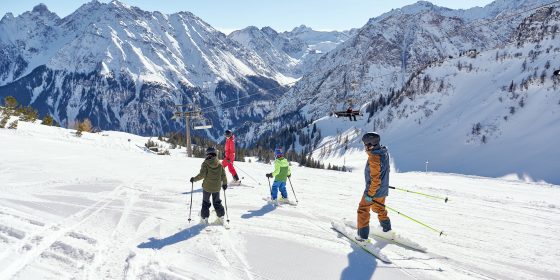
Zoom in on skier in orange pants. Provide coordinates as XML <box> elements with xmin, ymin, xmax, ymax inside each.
<box><xmin>356</xmin><ymin>132</ymin><xmax>391</xmax><ymax>241</ymax></box>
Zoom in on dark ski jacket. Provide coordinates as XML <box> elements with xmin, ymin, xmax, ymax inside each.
<box><xmin>193</xmin><ymin>156</ymin><xmax>228</xmax><ymax>193</ymax></box>
<box><xmin>364</xmin><ymin>146</ymin><xmax>390</xmax><ymax>198</ymax></box>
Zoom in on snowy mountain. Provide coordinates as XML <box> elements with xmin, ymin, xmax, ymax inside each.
<box><xmin>1</xmin><ymin>117</ymin><xmax>559</xmax><ymax>280</ymax></box>
<box><xmin>225</xmin><ymin>0</ymin><xmax>560</xmax><ymax>184</ymax></box>
<box><xmin>228</xmin><ymin>25</ymin><xmax>355</xmax><ymax>78</ymax></box>
<box><xmin>295</xmin><ymin>5</ymin><xmax>560</xmax><ymax>184</ymax></box>
<box><xmin>272</xmin><ymin>0</ymin><xmax>556</xmax><ymax>121</ymax></box>
<box><xmin>0</xmin><ymin>1</ymin><xmax>293</xmax><ymax>137</ymax></box>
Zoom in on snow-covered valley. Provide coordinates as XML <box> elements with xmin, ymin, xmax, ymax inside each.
<box><xmin>1</xmin><ymin>120</ymin><xmax>559</xmax><ymax>280</ymax></box>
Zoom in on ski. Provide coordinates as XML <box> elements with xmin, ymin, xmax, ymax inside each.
<box><xmin>200</xmin><ymin>212</ymin><xmax>231</xmax><ymax>230</ymax></box>
<box><xmin>342</xmin><ymin>218</ymin><xmax>427</xmax><ymax>252</ymax></box>
<box><xmin>199</xmin><ymin>218</ymin><xmax>231</xmax><ymax>230</ymax></box>
<box><xmin>331</xmin><ymin>220</ymin><xmax>391</xmax><ymax>263</ymax></box>
<box><xmin>262</xmin><ymin>197</ymin><xmax>298</xmax><ymax>206</ymax></box>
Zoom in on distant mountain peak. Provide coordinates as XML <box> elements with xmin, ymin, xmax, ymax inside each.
<box><xmin>261</xmin><ymin>26</ymin><xmax>278</xmax><ymax>36</ymax></box>
<box><xmin>291</xmin><ymin>24</ymin><xmax>313</xmax><ymax>33</ymax></box>
<box><xmin>32</xmin><ymin>3</ymin><xmax>50</xmax><ymax>14</ymax></box>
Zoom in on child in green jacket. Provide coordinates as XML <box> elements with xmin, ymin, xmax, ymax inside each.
<box><xmin>266</xmin><ymin>148</ymin><xmax>291</xmax><ymax>205</ymax></box>
<box><xmin>190</xmin><ymin>147</ymin><xmax>228</xmax><ymax>224</ymax></box>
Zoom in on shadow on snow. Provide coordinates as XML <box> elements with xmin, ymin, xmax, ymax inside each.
<box><xmin>241</xmin><ymin>203</ymin><xmax>276</xmax><ymax>219</ymax></box>
<box><xmin>137</xmin><ymin>224</ymin><xmax>205</xmax><ymax>250</ymax></box>
<box><xmin>182</xmin><ymin>189</ymin><xmax>203</xmax><ymax>195</ymax></box>
<box><xmin>338</xmin><ymin>233</ymin><xmax>385</xmax><ymax>280</ymax></box>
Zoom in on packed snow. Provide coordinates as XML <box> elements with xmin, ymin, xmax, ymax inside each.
<box><xmin>1</xmin><ymin>120</ymin><xmax>559</xmax><ymax>279</ymax></box>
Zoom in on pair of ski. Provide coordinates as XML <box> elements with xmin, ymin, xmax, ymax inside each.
<box><xmin>199</xmin><ymin>218</ymin><xmax>231</xmax><ymax>230</ymax></box>
<box><xmin>331</xmin><ymin>219</ymin><xmax>426</xmax><ymax>263</ymax></box>
<box><xmin>262</xmin><ymin>197</ymin><xmax>298</xmax><ymax>206</ymax></box>
<box><xmin>196</xmin><ymin>210</ymin><xmax>231</xmax><ymax>229</ymax></box>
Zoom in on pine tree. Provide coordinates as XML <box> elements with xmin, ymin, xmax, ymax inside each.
<box><xmin>42</xmin><ymin>114</ymin><xmax>54</xmax><ymax>126</ymax></box>
<box><xmin>8</xmin><ymin>120</ymin><xmax>18</xmax><ymax>129</ymax></box>
<box><xmin>4</xmin><ymin>96</ymin><xmax>17</xmax><ymax>109</ymax></box>
<box><xmin>0</xmin><ymin>115</ymin><xmax>8</xmax><ymax>128</ymax></box>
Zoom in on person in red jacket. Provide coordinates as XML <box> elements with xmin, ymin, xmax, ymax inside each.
<box><xmin>223</xmin><ymin>130</ymin><xmax>240</xmax><ymax>184</ymax></box>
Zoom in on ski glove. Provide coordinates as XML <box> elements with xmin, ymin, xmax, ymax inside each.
<box><xmin>365</xmin><ymin>195</ymin><xmax>373</xmax><ymax>203</ymax></box>
<box><xmin>189</xmin><ymin>177</ymin><xmax>195</xmax><ymax>183</ymax></box>
<box><xmin>266</xmin><ymin>173</ymin><xmax>273</xmax><ymax>178</ymax></box>
<box><xmin>287</xmin><ymin>174</ymin><xmax>291</xmax><ymax>178</ymax></box>
<box><xmin>222</xmin><ymin>184</ymin><xmax>228</xmax><ymax>190</ymax></box>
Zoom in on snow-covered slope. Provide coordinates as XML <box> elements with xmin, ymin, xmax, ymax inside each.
<box><xmin>0</xmin><ymin>1</ymin><xmax>292</xmax><ymax>137</ymax></box>
<box><xmin>1</xmin><ymin>114</ymin><xmax>559</xmax><ymax>280</ymax></box>
<box><xmin>305</xmin><ymin>6</ymin><xmax>560</xmax><ymax>184</ymax></box>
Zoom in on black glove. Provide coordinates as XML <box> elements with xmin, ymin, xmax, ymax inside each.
<box><xmin>222</xmin><ymin>184</ymin><xmax>228</xmax><ymax>190</ymax></box>
<box><xmin>266</xmin><ymin>173</ymin><xmax>273</xmax><ymax>178</ymax></box>
<box><xmin>287</xmin><ymin>174</ymin><xmax>291</xmax><ymax>178</ymax></box>
<box><xmin>190</xmin><ymin>177</ymin><xmax>195</xmax><ymax>183</ymax></box>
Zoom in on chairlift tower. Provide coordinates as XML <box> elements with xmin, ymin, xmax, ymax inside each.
<box><xmin>173</xmin><ymin>104</ymin><xmax>207</xmax><ymax>157</ymax></box>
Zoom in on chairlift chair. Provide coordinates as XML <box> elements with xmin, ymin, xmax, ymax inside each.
<box><xmin>334</xmin><ymin>110</ymin><xmax>362</xmax><ymax>118</ymax></box>
<box><xmin>333</xmin><ymin>98</ymin><xmax>362</xmax><ymax>120</ymax></box>
<box><xmin>193</xmin><ymin>117</ymin><xmax>213</xmax><ymax>130</ymax></box>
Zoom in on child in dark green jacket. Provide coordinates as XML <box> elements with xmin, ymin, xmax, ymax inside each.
<box><xmin>190</xmin><ymin>147</ymin><xmax>228</xmax><ymax>224</ymax></box>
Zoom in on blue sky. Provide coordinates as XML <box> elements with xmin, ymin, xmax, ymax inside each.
<box><xmin>1</xmin><ymin>0</ymin><xmax>496</xmax><ymax>33</ymax></box>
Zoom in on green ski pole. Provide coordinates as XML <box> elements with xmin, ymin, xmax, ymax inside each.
<box><xmin>389</xmin><ymin>186</ymin><xmax>448</xmax><ymax>203</ymax></box>
<box><xmin>371</xmin><ymin>199</ymin><xmax>445</xmax><ymax>236</ymax></box>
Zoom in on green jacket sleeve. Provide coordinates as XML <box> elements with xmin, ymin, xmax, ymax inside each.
<box><xmin>221</xmin><ymin>166</ymin><xmax>227</xmax><ymax>185</ymax></box>
<box><xmin>193</xmin><ymin>162</ymin><xmax>207</xmax><ymax>182</ymax></box>
<box><xmin>272</xmin><ymin>160</ymin><xmax>281</xmax><ymax>177</ymax></box>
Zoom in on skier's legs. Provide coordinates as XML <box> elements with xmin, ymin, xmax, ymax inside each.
<box><xmin>201</xmin><ymin>190</ymin><xmax>212</xmax><ymax>218</ymax></box>
<box><xmin>227</xmin><ymin>163</ymin><xmax>238</xmax><ymax>177</ymax></box>
<box><xmin>211</xmin><ymin>192</ymin><xmax>225</xmax><ymax>217</ymax></box>
<box><xmin>357</xmin><ymin>194</ymin><xmax>372</xmax><ymax>239</ymax></box>
<box><xmin>278</xmin><ymin>182</ymin><xmax>288</xmax><ymax>199</ymax></box>
<box><xmin>370</xmin><ymin>196</ymin><xmax>391</xmax><ymax>231</ymax></box>
<box><xmin>222</xmin><ymin>160</ymin><xmax>238</xmax><ymax>177</ymax></box>
<box><xmin>271</xmin><ymin>181</ymin><xmax>281</xmax><ymax>200</ymax></box>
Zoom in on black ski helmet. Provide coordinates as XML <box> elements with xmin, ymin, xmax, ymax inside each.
<box><xmin>362</xmin><ymin>132</ymin><xmax>380</xmax><ymax>148</ymax></box>
<box><xmin>206</xmin><ymin>147</ymin><xmax>217</xmax><ymax>156</ymax></box>
<box><xmin>225</xmin><ymin>130</ymin><xmax>232</xmax><ymax>137</ymax></box>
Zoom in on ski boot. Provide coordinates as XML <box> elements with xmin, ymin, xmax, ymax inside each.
<box><xmin>214</xmin><ymin>216</ymin><xmax>224</xmax><ymax>225</ymax></box>
<box><xmin>231</xmin><ymin>174</ymin><xmax>241</xmax><ymax>186</ymax></box>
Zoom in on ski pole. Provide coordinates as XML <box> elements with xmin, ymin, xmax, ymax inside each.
<box><xmin>267</xmin><ymin>177</ymin><xmax>272</xmax><ymax>194</ymax></box>
<box><xmin>371</xmin><ymin>199</ymin><xmax>445</xmax><ymax>236</ymax></box>
<box><xmin>234</xmin><ymin>163</ymin><xmax>262</xmax><ymax>185</ymax></box>
<box><xmin>223</xmin><ymin>189</ymin><xmax>230</xmax><ymax>223</ymax></box>
<box><xmin>389</xmin><ymin>186</ymin><xmax>448</xmax><ymax>203</ymax></box>
<box><xmin>188</xmin><ymin>181</ymin><xmax>194</xmax><ymax>223</ymax></box>
<box><xmin>287</xmin><ymin>177</ymin><xmax>299</xmax><ymax>203</ymax></box>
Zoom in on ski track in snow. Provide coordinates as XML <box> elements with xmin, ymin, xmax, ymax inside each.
<box><xmin>1</xmin><ymin>121</ymin><xmax>559</xmax><ymax>279</ymax></box>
